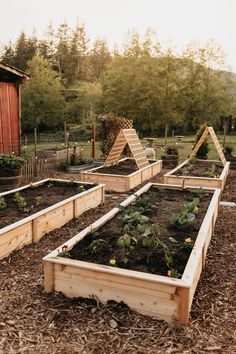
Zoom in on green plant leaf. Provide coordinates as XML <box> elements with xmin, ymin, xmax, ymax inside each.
<box><xmin>168</xmin><ymin>237</ymin><xmax>178</xmax><ymax>243</ymax></box>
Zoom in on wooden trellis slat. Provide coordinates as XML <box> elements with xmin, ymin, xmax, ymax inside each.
<box><xmin>104</xmin><ymin>129</ymin><xmax>149</xmax><ymax>169</ymax></box>
<box><xmin>189</xmin><ymin>126</ymin><xmax>227</xmax><ymax>166</ymax></box>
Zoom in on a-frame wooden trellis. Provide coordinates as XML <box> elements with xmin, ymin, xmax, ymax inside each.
<box><xmin>189</xmin><ymin>126</ymin><xmax>227</xmax><ymax>166</ymax></box>
<box><xmin>104</xmin><ymin>129</ymin><xmax>149</xmax><ymax>169</ymax></box>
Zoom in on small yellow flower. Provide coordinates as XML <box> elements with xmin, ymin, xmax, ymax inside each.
<box><xmin>184</xmin><ymin>237</ymin><xmax>192</xmax><ymax>244</ymax></box>
<box><xmin>167</xmin><ymin>270</ymin><xmax>172</xmax><ymax>277</ymax></box>
<box><xmin>109</xmin><ymin>259</ymin><xmax>116</xmax><ymax>266</ymax></box>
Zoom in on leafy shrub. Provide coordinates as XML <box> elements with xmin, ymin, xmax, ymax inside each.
<box><xmin>69</xmin><ymin>152</ymin><xmax>80</xmax><ymax>166</ymax></box>
<box><xmin>193</xmin><ymin>123</ymin><xmax>210</xmax><ymax>159</ymax></box>
<box><xmin>0</xmin><ymin>154</ymin><xmax>25</xmax><ymax>171</ymax></box>
<box><xmin>166</xmin><ymin>145</ymin><xmax>179</xmax><ymax>156</ymax></box>
<box><xmin>224</xmin><ymin>145</ymin><xmax>233</xmax><ymax>156</ymax></box>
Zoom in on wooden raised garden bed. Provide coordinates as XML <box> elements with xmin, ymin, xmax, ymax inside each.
<box><xmin>0</xmin><ymin>179</ymin><xmax>105</xmax><ymax>260</ymax></box>
<box><xmin>80</xmin><ymin>158</ymin><xmax>162</xmax><ymax>192</ymax></box>
<box><xmin>37</xmin><ymin>147</ymin><xmax>72</xmax><ymax>159</ymax></box>
<box><xmin>43</xmin><ymin>182</ymin><xmax>220</xmax><ymax>325</ymax></box>
<box><xmin>164</xmin><ymin>158</ymin><xmax>230</xmax><ymax>189</ymax></box>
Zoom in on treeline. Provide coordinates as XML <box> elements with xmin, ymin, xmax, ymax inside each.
<box><xmin>1</xmin><ymin>23</ymin><xmax>235</xmax><ymax>135</ymax></box>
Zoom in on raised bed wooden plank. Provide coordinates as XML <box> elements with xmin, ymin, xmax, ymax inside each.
<box><xmin>43</xmin><ymin>183</ymin><xmax>220</xmax><ymax>325</ymax></box>
<box><xmin>81</xmin><ymin>158</ymin><xmax>162</xmax><ymax>192</ymax></box>
<box><xmin>0</xmin><ymin>179</ymin><xmax>105</xmax><ymax>260</ymax></box>
<box><xmin>164</xmin><ymin>159</ymin><xmax>230</xmax><ymax>190</ymax></box>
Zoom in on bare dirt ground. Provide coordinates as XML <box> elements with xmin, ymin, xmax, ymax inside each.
<box><xmin>0</xmin><ymin>170</ymin><xmax>235</xmax><ymax>354</ymax></box>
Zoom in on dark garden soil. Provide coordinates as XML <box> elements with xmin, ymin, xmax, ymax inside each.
<box><xmin>0</xmin><ymin>170</ymin><xmax>235</xmax><ymax>353</ymax></box>
<box><xmin>0</xmin><ymin>180</ymin><xmax>94</xmax><ymax>229</ymax></box>
<box><xmin>92</xmin><ymin>159</ymin><xmax>155</xmax><ymax>175</ymax></box>
<box><xmin>175</xmin><ymin>160</ymin><xmax>223</xmax><ymax>178</ymax></box>
<box><xmin>221</xmin><ymin>171</ymin><xmax>236</xmax><ymax>202</ymax></box>
<box><xmin>69</xmin><ymin>188</ymin><xmax>211</xmax><ymax>277</ymax></box>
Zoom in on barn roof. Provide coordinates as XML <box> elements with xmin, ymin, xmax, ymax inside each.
<box><xmin>0</xmin><ymin>62</ymin><xmax>30</xmax><ymax>83</ymax></box>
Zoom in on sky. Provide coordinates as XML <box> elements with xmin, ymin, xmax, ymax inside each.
<box><xmin>1</xmin><ymin>0</ymin><xmax>235</xmax><ymax>71</ymax></box>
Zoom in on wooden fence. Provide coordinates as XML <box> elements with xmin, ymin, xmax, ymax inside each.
<box><xmin>22</xmin><ymin>157</ymin><xmax>67</xmax><ymax>180</ymax></box>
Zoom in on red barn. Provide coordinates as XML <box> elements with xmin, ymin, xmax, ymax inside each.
<box><xmin>0</xmin><ymin>63</ymin><xmax>30</xmax><ymax>155</ymax></box>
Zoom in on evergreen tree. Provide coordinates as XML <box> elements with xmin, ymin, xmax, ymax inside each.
<box><xmin>88</xmin><ymin>39</ymin><xmax>112</xmax><ymax>81</ymax></box>
<box><xmin>21</xmin><ymin>56</ymin><xmax>66</xmax><ymax>132</ymax></box>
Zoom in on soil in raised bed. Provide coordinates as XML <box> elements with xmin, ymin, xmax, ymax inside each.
<box><xmin>91</xmin><ymin>159</ymin><xmax>155</xmax><ymax>176</ymax></box>
<box><xmin>0</xmin><ymin>171</ymin><xmax>235</xmax><ymax>353</ymax></box>
<box><xmin>221</xmin><ymin>171</ymin><xmax>236</xmax><ymax>202</ymax></box>
<box><xmin>68</xmin><ymin>187</ymin><xmax>212</xmax><ymax>278</ymax></box>
<box><xmin>175</xmin><ymin>159</ymin><xmax>223</xmax><ymax>178</ymax></box>
<box><xmin>0</xmin><ymin>180</ymin><xmax>95</xmax><ymax>229</ymax></box>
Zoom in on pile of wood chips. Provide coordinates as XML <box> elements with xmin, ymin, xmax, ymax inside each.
<box><xmin>0</xmin><ymin>170</ymin><xmax>235</xmax><ymax>354</ymax></box>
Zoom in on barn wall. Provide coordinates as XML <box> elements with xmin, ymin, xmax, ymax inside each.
<box><xmin>0</xmin><ymin>83</ymin><xmax>20</xmax><ymax>155</ymax></box>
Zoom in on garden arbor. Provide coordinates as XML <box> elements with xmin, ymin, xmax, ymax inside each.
<box><xmin>104</xmin><ymin>129</ymin><xmax>149</xmax><ymax>169</ymax></box>
<box><xmin>189</xmin><ymin>126</ymin><xmax>227</xmax><ymax>165</ymax></box>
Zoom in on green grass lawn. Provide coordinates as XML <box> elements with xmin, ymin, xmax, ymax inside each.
<box><xmin>20</xmin><ymin>134</ymin><xmax>236</xmax><ymax>162</ymax></box>
<box><xmin>21</xmin><ymin>141</ymin><xmax>100</xmax><ymax>160</ymax></box>
<box><xmin>143</xmin><ymin>134</ymin><xmax>236</xmax><ymax>162</ymax></box>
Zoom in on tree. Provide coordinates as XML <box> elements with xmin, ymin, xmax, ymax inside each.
<box><xmin>66</xmin><ymin>81</ymin><xmax>102</xmax><ymax>124</ymax></box>
<box><xmin>88</xmin><ymin>39</ymin><xmax>112</xmax><ymax>81</ymax></box>
<box><xmin>54</xmin><ymin>23</ymin><xmax>71</xmax><ymax>79</ymax></box>
<box><xmin>0</xmin><ymin>41</ymin><xmax>16</xmax><ymax>66</ymax></box>
<box><xmin>13</xmin><ymin>31</ymin><xmax>38</xmax><ymax>70</ymax></box>
<box><xmin>21</xmin><ymin>56</ymin><xmax>66</xmax><ymax>132</ymax></box>
<box><xmin>66</xmin><ymin>23</ymin><xmax>89</xmax><ymax>84</ymax></box>
<box><xmin>101</xmin><ymin>30</ymin><xmax>180</xmax><ymax>137</ymax></box>
<box><xmin>177</xmin><ymin>41</ymin><xmax>234</xmax><ymax>131</ymax></box>
<box><xmin>156</xmin><ymin>48</ymin><xmax>182</xmax><ymax>145</ymax></box>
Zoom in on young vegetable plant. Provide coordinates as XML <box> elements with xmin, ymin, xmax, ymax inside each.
<box><xmin>14</xmin><ymin>192</ymin><xmax>27</xmax><ymax>210</ymax></box>
<box><xmin>76</xmin><ymin>185</ymin><xmax>85</xmax><ymax>193</ymax></box>
<box><xmin>89</xmin><ymin>239</ymin><xmax>107</xmax><ymax>253</ymax></box>
<box><xmin>35</xmin><ymin>196</ymin><xmax>44</xmax><ymax>206</ymax></box>
<box><xmin>131</xmin><ymin>194</ymin><xmax>157</xmax><ymax>214</ymax></box>
<box><xmin>170</xmin><ymin>197</ymin><xmax>200</xmax><ymax>230</ymax></box>
<box><xmin>14</xmin><ymin>192</ymin><xmax>33</xmax><ymax>213</ymax></box>
<box><xmin>144</xmin><ymin>225</ymin><xmax>173</xmax><ymax>269</ymax></box>
<box><xmin>122</xmin><ymin>211</ymin><xmax>150</xmax><ymax>235</ymax></box>
<box><xmin>117</xmin><ymin>233</ymin><xmax>138</xmax><ymax>264</ymax></box>
<box><xmin>167</xmin><ymin>269</ymin><xmax>182</xmax><ymax>278</ymax></box>
<box><xmin>202</xmin><ymin>164</ymin><xmax>219</xmax><ymax>178</ymax></box>
<box><xmin>181</xmin><ymin>163</ymin><xmax>193</xmax><ymax>176</ymax></box>
<box><xmin>0</xmin><ymin>196</ymin><xmax>7</xmax><ymax>209</ymax></box>
<box><xmin>58</xmin><ymin>245</ymin><xmax>71</xmax><ymax>258</ymax></box>
<box><xmin>193</xmin><ymin>187</ymin><xmax>205</xmax><ymax>200</ymax></box>
<box><xmin>182</xmin><ymin>237</ymin><xmax>194</xmax><ymax>249</ymax></box>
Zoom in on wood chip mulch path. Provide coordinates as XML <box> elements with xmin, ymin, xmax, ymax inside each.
<box><xmin>0</xmin><ymin>171</ymin><xmax>235</xmax><ymax>354</ymax></box>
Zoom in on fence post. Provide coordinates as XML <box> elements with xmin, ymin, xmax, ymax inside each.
<box><xmin>34</xmin><ymin>127</ymin><xmax>37</xmax><ymax>177</ymax></box>
<box><xmin>64</xmin><ymin>121</ymin><xmax>67</xmax><ymax>146</ymax></box>
<box><xmin>92</xmin><ymin>123</ymin><xmax>96</xmax><ymax>159</ymax></box>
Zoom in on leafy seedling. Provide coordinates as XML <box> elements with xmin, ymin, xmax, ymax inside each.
<box><xmin>76</xmin><ymin>185</ymin><xmax>85</xmax><ymax>193</ymax></box>
<box><xmin>89</xmin><ymin>239</ymin><xmax>107</xmax><ymax>252</ymax></box>
<box><xmin>182</xmin><ymin>237</ymin><xmax>194</xmax><ymax>249</ymax></box>
<box><xmin>170</xmin><ymin>209</ymin><xmax>195</xmax><ymax>230</ymax></box>
<box><xmin>0</xmin><ymin>196</ymin><xmax>7</xmax><ymax>209</ymax></box>
<box><xmin>58</xmin><ymin>251</ymin><xmax>71</xmax><ymax>258</ymax></box>
<box><xmin>35</xmin><ymin>196</ymin><xmax>44</xmax><ymax>206</ymax></box>
<box><xmin>193</xmin><ymin>187</ymin><xmax>205</xmax><ymax>200</ymax></box>
<box><xmin>14</xmin><ymin>192</ymin><xmax>27</xmax><ymax>211</ymax></box>
<box><xmin>167</xmin><ymin>269</ymin><xmax>182</xmax><ymax>278</ymax></box>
